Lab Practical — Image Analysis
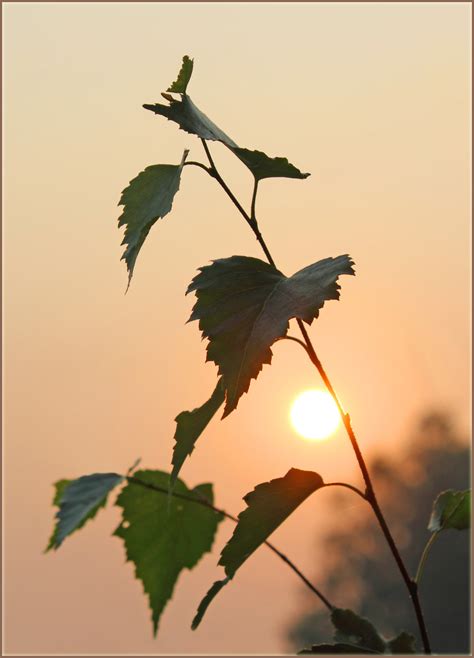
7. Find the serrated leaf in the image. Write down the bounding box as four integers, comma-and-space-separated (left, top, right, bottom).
191, 577, 230, 630
299, 643, 379, 654
145, 58, 309, 181
144, 95, 237, 147
118, 150, 188, 286
232, 147, 310, 181
387, 631, 417, 653
47, 473, 124, 550
428, 489, 470, 532
187, 255, 354, 417
171, 378, 225, 485
220, 468, 324, 578
167, 55, 194, 93
331, 609, 386, 654
114, 470, 223, 635
145, 97, 309, 182
45, 479, 72, 551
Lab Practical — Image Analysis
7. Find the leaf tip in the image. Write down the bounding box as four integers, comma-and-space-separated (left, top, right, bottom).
167, 55, 194, 94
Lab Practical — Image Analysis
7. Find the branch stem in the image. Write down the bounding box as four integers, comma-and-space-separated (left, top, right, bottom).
415, 531, 439, 587
126, 475, 333, 611
324, 482, 367, 501
183, 161, 213, 175
201, 140, 276, 267
198, 141, 431, 653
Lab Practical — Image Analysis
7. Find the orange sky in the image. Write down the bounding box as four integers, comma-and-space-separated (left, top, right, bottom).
3, 2, 471, 654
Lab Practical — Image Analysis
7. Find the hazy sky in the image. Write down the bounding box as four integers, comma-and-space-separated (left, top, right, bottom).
4, 2, 470, 654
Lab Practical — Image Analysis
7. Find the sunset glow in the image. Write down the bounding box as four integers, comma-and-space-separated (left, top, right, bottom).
290, 390, 341, 440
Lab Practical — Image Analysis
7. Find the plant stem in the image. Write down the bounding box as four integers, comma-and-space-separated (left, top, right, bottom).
200, 140, 276, 267
250, 179, 259, 222
184, 161, 213, 175
126, 475, 333, 611
415, 531, 439, 587
415, 494, 466, 587
199, 141, 432, 654
324, 482, 367, 501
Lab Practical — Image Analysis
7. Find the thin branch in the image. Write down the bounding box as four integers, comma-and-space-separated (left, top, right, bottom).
415, 531, 439, 586
183, 161, 214, 175
250, 179, 259, 222
199, 139, 432, 653
275, 335, 310, 352
125, 474, 333, 611
292, 319, 431, 650
200, 140, 276, 267
324, 482, 367, 501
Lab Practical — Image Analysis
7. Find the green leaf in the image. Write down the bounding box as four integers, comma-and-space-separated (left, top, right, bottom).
167, 55, 194, 94
299, 643, 379, 654
45, 479, 72, 551
171, 378, 225, 485
118, 150, 188, 287
114, 470, 223, 635
428, 489, 471, 532
387, 631, 417, 653
52, 479, 71, 506
331, 609, 386, 654
143, 95, 237, 147
145, 59, 309, 181
144, 95, 309, 180
219, 468, 324, 578
47, 473, 124, 550
232, 147, 310, 181
187, 255, 354, 417
191, 577, 230, 630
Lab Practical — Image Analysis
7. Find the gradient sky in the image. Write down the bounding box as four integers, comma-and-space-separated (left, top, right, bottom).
3, 2, 471, 654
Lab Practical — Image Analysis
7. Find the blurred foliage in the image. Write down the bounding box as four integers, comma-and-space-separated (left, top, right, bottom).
287, 412, 470, 654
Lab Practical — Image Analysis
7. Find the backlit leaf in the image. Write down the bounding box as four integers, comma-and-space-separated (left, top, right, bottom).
167, 55, 194, 93
428, 489, 470, 532
232, 147, 310, 181
144, 57, 309, 181
114, 470, 223, 635
47, 473, 124, 550
220, 468, 324, 578
171, 378, 225, 485
45, 479, 72, 551
118, 150, 188, 287
187, 255, 354, 416
144, 95, 237, 147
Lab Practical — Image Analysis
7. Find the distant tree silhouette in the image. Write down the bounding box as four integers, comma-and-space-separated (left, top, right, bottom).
287, 412, 470, 654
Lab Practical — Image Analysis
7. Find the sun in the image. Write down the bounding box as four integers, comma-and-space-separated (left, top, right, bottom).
290, 389, 341, 440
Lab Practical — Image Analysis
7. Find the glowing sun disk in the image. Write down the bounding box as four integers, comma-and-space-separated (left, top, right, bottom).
290, 389, 340, 440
